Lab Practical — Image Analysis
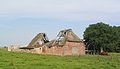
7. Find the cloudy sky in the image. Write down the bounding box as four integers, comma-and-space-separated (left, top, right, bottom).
0, 0, 120, 46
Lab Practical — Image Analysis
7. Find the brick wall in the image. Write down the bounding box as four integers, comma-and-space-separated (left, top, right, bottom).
42, 41, 85, 56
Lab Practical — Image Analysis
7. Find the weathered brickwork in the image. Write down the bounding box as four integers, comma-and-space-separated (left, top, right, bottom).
41, 41, 85, 56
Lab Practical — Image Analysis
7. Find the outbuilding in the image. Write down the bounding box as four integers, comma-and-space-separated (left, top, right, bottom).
41, 29, 85, 56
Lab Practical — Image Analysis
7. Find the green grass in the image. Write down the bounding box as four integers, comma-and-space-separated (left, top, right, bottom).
0, 48, 120, 69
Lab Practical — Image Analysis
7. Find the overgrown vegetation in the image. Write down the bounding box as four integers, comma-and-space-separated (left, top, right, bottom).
84, 22, 120, 53
0, 48, 120, 69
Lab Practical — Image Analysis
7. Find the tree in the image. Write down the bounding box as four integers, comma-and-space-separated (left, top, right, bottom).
83, 22, 120, 54
111, 26, 120, 52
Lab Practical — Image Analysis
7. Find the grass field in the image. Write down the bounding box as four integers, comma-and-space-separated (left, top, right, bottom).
0, 48, 120, 69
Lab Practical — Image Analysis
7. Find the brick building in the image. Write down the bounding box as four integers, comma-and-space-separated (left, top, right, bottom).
40, 29, 85, 56
18, 29, 85, 56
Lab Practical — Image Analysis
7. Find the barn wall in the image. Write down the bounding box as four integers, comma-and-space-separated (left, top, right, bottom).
8, 41, 85, 56
64, 41, 85, 55
42, 46, 64, 56
42, 41, 85, 56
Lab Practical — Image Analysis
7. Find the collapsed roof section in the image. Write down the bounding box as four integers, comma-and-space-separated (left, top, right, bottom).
57, 29, 82, 42
20, 29, 82, 49
20, 33, 49, 49
43, 29, 82, 48
28, 33, 49, 48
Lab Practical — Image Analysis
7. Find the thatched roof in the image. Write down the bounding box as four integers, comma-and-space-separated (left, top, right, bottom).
20, 33, 49, 49
57, 29, 82, 42
28, 33, 49, 47
42, 29, 82, 48
20, 29, 82, 49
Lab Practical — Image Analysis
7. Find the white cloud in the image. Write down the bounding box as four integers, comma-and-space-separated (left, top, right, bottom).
0, 0, 79, 13
0, 0, 120, 13
0, 0, 120, 22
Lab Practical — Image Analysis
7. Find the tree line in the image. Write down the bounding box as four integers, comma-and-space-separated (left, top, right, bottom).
84, 22, 120, 54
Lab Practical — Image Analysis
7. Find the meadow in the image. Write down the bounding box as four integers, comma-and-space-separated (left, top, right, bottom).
0, 48, 120, 69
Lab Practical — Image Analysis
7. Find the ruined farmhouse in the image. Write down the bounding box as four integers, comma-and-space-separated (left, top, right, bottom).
8, 29, 85, 56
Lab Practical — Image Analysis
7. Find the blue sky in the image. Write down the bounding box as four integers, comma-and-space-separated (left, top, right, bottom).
0, 0, 120, 46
